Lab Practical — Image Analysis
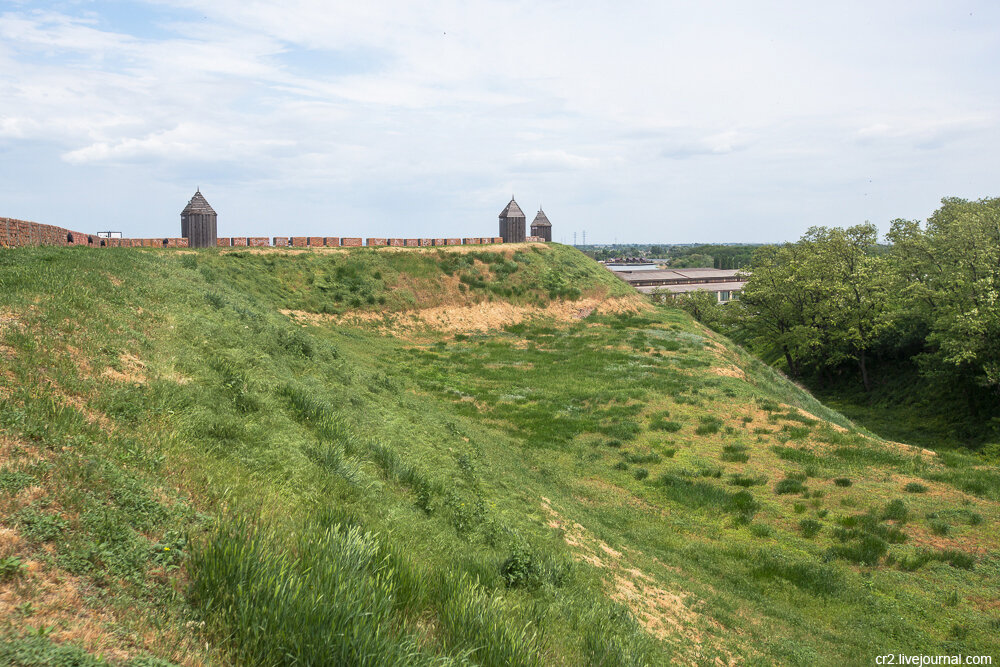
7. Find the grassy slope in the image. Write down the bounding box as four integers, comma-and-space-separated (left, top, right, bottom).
0, 243, 997, 666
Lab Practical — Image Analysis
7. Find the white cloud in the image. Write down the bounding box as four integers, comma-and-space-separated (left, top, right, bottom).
0, 1, 999, 241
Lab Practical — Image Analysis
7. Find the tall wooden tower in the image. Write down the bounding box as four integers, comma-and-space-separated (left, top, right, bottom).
180, 189, 217, 248
498, 197, 526, 243
530, 208, 552, 242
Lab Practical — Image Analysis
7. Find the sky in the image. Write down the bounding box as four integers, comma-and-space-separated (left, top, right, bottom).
1, 1, 998, 243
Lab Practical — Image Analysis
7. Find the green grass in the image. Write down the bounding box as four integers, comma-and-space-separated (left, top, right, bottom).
0, 244, 998, 665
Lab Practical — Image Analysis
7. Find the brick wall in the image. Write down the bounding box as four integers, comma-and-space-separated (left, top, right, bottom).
1, 216, 506, 250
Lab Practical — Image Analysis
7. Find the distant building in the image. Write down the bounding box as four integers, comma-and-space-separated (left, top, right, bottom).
530, 208, 552, 242
181, 189, 217, 248
498, 197, 526, 243
609, 267, 746, 303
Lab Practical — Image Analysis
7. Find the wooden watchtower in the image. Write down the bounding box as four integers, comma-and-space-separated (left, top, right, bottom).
498, 197, 526, 243
181, 189, 217, 248
530, 208, 552, 242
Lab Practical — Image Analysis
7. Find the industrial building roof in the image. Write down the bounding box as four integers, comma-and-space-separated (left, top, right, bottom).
635, 281, 746, 294
613, 268, 743, 283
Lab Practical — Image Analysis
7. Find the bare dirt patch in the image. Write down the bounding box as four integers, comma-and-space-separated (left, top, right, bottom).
709, 365, 745, 379
0, 546, 200, 664
0, 308, 22, 331
374, 242, 544, 256
540, 497, 709, 648
101, 353, 147, 384
283, 295, 648, 335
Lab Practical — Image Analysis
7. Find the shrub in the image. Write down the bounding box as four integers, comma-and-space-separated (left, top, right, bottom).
881, 499, 908, 523
729, 474, 767, 488
799, 519, 821, 538
785, 426, 811, 441
649, 418, 682, 433
624, 451, 661, 465
727, 490, 760, 521
775, 479, 807, 495
834, 478, 852, 487
695, 416, 722, 436
633, 468, 649, 481
793, 502, 806, 514
720, 444, 749, 463
898, 548, 975, 571
500, 547, 542, 589
658, 474, 757, 520
828, 534, 888, 565
750, 551, 841, 597
748, 524, 772, 538
937, 549, 974, 570
904, 482, 928, 493
0, 555, 24, 581
930, 520, 950, 536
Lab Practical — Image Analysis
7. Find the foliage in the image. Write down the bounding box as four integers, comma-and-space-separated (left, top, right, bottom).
713, 197, 1000, 450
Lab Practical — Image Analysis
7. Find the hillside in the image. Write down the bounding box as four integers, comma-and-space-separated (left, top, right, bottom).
0, 242, 998, 666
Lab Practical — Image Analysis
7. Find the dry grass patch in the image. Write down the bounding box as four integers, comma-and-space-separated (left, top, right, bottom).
539, 497, 717, 652
284, 295, 647, 335
101, 352, 147, 384
0, 531, 207, 665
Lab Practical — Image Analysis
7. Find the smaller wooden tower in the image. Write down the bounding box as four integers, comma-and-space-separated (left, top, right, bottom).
530, 208, 552, 242
499, 197, 526, 243
181, 189, 217, 248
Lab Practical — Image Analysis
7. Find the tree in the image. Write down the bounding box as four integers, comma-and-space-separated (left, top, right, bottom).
731, 243, 815, 377
887, 197, 1000, 398
804, 223, 890, 391
731, 225, 889, 390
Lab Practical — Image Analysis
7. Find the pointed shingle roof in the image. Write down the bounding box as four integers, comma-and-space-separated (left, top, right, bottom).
181, 189, 216, 216
531, 208, 551, 227
499, 198, 525, 219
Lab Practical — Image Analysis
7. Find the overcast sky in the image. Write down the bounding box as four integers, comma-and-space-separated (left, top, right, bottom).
1, 1, 998, 243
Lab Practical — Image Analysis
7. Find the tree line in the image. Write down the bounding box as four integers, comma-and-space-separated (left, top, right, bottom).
670, 197, 1000, 420
582, 244, 758, 268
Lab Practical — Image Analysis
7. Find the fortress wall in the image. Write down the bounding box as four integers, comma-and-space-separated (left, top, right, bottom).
1, 217, 515, 251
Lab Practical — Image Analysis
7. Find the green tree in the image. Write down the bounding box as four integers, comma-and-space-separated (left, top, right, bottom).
730, 243, 816, 377
887, 197, 1000, 398
804, 223, 890, 391
660, 289, 724, 327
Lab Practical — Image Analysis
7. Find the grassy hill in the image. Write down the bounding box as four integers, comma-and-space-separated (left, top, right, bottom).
0, 242, 997, 665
